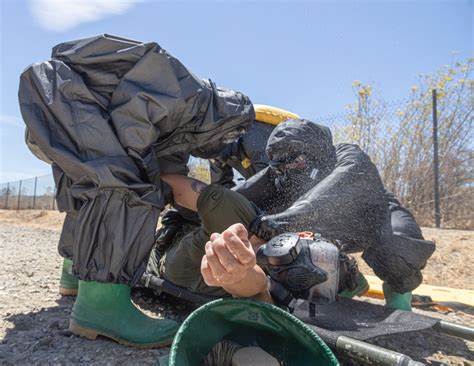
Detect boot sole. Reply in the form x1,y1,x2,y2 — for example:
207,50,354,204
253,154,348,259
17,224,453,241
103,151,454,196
59,287,78,296
69,320,173,349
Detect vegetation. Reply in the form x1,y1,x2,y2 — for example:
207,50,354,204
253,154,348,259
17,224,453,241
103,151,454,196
336,58,473,229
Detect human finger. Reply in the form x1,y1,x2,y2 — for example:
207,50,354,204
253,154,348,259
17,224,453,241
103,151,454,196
227,223,251,244
205,240,229,282
222,229,256,268
210,232,221,241
211,236,246,274
200,255,219,287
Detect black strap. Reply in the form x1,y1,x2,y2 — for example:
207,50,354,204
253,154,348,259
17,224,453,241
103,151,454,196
268,277,294,308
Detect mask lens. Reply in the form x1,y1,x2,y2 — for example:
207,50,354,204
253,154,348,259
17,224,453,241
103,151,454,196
280,154,307,172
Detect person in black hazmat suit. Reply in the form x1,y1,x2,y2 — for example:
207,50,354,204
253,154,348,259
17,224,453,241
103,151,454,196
148,119,435,311
239,119,436,311
18,34,255,348
202,105,300,188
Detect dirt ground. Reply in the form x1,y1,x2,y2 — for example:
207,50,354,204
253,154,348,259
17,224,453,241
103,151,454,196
0,210,473,365
356,227,474,291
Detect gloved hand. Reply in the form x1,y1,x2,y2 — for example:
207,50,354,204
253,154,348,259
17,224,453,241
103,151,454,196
249,215,283,242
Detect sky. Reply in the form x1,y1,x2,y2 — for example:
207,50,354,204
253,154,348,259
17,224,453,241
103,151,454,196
0,0,472,183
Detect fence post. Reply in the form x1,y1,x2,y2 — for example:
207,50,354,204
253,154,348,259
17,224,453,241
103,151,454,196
17,180,22,210
5,182,9,209
33,176,38,209
432,89,441,228
52,187,56,210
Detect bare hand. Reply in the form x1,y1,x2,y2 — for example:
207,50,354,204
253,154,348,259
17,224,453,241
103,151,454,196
201,223,270,299
201,223,255,286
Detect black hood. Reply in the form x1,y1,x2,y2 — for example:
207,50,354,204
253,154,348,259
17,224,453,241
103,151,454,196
266,119,337,173
191,139,232,160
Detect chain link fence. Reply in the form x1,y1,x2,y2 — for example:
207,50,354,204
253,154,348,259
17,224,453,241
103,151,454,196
2,86,472,230
0,175,56,210
315,88,473,229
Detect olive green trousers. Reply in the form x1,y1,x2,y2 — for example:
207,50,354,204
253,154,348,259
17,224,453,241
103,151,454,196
148,184,258,296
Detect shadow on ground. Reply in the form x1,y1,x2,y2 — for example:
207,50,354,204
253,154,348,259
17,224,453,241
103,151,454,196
0,294,172,365
1,290,472,365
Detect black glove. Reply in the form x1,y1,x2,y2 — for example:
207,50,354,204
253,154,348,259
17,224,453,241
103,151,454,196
249,215,283,241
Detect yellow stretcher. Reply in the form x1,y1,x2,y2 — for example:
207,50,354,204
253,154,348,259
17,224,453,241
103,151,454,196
254,104,300,125
364,275,474,307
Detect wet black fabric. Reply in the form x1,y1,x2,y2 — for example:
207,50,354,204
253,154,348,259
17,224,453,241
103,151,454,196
206,121,275,187
293,298,439,342
19,34,254,285
236,132,388,249
266,119,337,179
386,192,424,239
52,164,80,259
261,143,388,250
235,120,434,292
233,166,280,213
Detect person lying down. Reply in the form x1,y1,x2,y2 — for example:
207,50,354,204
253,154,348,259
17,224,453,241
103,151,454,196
147,174,358,306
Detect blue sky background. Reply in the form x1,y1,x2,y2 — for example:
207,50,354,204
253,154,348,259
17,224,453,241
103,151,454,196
0,0,472,183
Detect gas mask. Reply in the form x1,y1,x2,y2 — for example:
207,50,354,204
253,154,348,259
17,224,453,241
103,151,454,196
270,154,320,192
192,127,247,159
257,233,359,306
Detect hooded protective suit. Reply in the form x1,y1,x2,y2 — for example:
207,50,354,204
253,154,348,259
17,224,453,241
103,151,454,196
238,120,386,249
199,121,275,187
237,120,435,293
194,105,299,187
18,34,255,285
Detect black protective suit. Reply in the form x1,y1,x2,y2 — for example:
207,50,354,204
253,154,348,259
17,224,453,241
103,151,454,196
201,121,275,187
238,120,435,293
18,34,255,285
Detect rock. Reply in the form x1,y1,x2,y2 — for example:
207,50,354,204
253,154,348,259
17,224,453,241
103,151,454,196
49,320,60,329
57,330,72,337
32,336,53,351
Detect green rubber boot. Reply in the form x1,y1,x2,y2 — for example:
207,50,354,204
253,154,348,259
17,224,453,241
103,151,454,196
59,258,78,296
339,273,370,298
69,280,178,348
383,282,412,311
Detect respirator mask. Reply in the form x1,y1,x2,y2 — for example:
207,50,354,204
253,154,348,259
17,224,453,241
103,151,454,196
270,154,320,192
256,233,359,307
192,127,247,159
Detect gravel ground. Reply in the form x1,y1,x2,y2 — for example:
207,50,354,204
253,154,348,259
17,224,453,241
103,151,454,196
1,218,473,365
0,223,191,365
